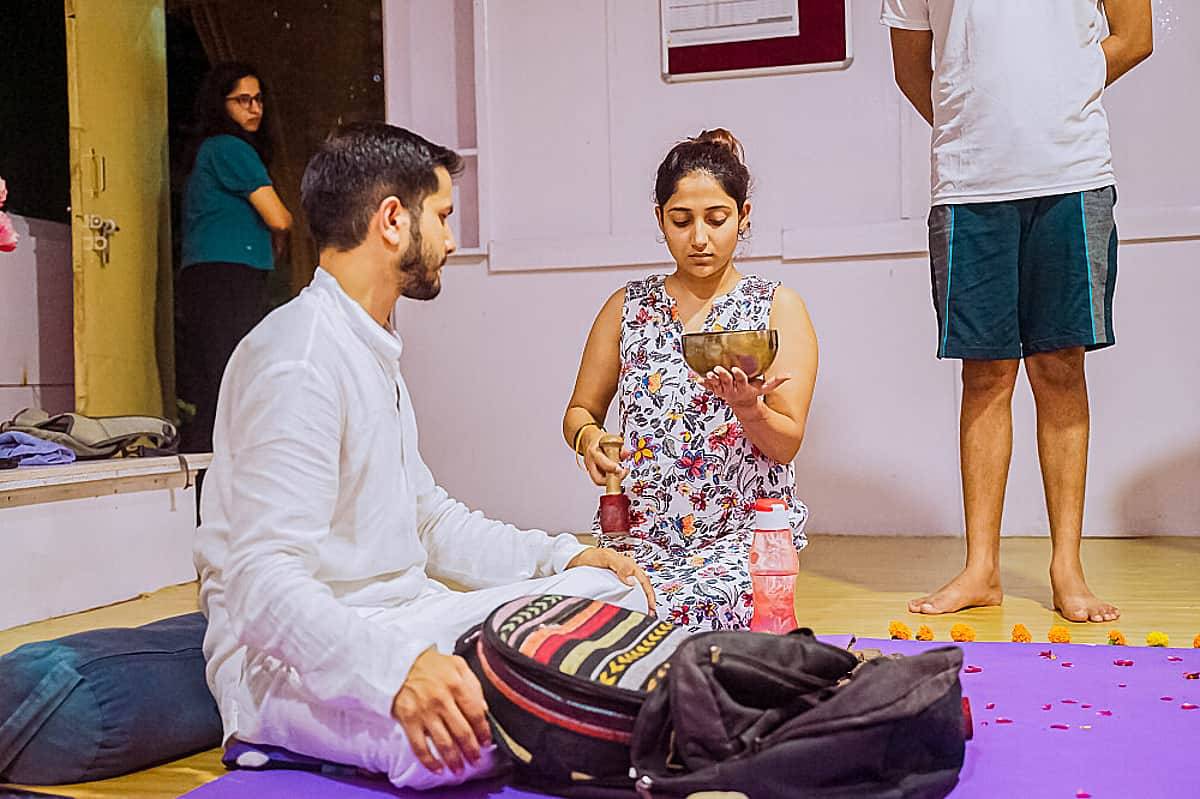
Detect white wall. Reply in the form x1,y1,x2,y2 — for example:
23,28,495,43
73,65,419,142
387,0,1200,537
0,215,74,421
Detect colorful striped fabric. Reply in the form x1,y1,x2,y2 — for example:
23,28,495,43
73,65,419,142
462,594,690,789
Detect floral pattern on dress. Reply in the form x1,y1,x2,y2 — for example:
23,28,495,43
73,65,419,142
596,274,808,632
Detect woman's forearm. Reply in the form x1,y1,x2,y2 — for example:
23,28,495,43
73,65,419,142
729,398,805,465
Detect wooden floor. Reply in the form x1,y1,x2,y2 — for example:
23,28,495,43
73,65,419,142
3,535,1199,798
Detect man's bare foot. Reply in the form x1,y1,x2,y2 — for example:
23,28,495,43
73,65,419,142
1051,570,1119,622
908,569,1003,615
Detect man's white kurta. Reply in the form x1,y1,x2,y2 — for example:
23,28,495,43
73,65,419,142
194,268,589,741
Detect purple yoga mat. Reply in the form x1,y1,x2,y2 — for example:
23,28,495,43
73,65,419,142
181,772,549,798
183,637,1200,799
863,636,1200,799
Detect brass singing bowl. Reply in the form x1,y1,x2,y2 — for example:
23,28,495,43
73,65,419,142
681,329,779,379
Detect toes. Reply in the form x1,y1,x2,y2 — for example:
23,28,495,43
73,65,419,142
1062,607,1089,622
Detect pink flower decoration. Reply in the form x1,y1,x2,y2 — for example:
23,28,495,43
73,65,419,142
0,177,17,253
0,211,18,253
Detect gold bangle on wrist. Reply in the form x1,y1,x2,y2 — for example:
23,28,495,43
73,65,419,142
572,421,601,468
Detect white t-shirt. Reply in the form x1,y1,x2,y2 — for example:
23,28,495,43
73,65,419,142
882,0,1115,205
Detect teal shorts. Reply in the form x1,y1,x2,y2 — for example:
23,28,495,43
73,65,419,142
928,186,1117,361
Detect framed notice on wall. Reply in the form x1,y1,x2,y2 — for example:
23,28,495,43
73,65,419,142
661,0,852,82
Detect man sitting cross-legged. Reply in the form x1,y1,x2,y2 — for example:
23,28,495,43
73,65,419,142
194,122,655,789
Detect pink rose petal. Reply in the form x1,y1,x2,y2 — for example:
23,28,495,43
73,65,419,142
1167,656,1183,662
1042,704,1053,711
985,702,995,710
1096,710,1113,716
964,665,983,674
0,211,18,253
1050,723,1070,730
1061,662,1074,668
1061,699,1078,704
995,717,1013,724
1076,791,1092,798
1118,683,1128,688
1182,703,1198,710
1160,696,1174,701
1081,704,1092,709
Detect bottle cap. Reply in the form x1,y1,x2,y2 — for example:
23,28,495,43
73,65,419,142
754,497,790,531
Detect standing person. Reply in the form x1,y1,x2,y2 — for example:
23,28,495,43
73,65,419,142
564,129,818,631
884,0,1153,621
195,122,654,789
177,61,292,453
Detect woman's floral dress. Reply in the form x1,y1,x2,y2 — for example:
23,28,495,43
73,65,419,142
595,274,808,632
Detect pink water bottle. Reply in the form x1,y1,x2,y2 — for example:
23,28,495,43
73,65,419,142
748,497,799,633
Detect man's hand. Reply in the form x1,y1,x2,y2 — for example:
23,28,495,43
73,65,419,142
567,546,657,614
391,648,492,775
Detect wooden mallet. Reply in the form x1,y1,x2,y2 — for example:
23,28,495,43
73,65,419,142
597,434,631,536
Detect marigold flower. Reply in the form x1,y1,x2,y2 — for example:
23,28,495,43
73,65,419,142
1146,631,1169,648
1107,630,1126,646
916,625,934,641
950,623,976,643
1193,633,1200,649
1011,624,1032,643
888,621,912,640
1047,625,1072,644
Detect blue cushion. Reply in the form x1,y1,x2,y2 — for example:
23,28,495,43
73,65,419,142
0,613,221,784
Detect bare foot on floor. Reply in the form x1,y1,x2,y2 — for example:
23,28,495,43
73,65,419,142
1052,573,1119,622
908,569,1003,615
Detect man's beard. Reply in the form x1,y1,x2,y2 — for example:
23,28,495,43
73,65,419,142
398,218,444,301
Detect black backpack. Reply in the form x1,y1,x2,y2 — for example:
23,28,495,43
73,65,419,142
627,629,968,799
463,595,967,799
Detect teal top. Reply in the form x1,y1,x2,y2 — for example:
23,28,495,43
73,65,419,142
181,135,274,271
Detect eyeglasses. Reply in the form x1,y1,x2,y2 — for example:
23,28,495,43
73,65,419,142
225,93,264,109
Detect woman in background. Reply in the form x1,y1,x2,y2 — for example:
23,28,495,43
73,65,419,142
177,61,291,453
563,129,817,631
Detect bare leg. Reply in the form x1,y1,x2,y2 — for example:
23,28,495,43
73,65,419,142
1026,347,1119,622
909,359,1017,614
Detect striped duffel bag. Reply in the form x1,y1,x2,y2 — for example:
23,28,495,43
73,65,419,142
455,593,689,794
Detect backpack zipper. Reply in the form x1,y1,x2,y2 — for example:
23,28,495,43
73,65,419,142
480,635,649,710
703,649,839,691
